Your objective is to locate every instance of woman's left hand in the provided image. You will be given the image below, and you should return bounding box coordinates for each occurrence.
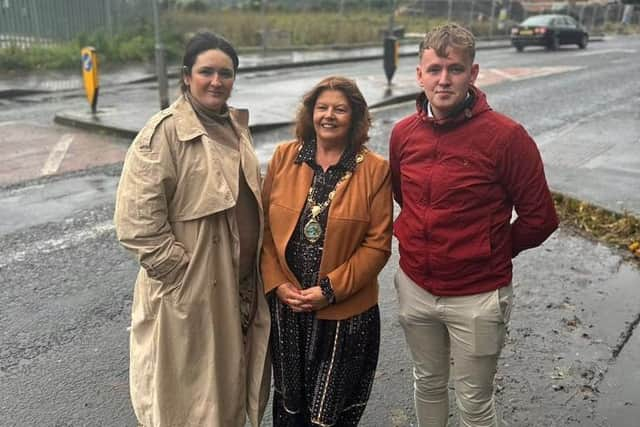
[300,286,330,311]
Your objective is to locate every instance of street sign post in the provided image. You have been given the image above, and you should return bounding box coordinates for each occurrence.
[81,46,99,114]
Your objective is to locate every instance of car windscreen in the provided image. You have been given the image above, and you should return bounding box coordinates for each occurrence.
[520,15,554,26]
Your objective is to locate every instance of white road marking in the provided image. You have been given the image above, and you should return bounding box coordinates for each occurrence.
[611,58,630,64]
[41,134,73,176]
[489,68,518,80]
[0,221,115,268]
[534,108,610,167]
[575,48,636,57]
[502,66,583,81]
[0,121,50,129]
[535,120,583,148]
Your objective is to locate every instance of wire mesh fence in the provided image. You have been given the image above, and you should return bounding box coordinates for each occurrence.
[241,1,639,46]
[0,0,638,49]
[0,0,149,47]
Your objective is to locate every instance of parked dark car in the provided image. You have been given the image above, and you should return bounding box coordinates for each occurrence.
[511,14,588,52]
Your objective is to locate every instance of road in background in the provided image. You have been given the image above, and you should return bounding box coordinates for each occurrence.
[2,37,638,229]
[1,36,639,426]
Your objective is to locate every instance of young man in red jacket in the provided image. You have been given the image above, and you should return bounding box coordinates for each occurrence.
[389,24,558,426]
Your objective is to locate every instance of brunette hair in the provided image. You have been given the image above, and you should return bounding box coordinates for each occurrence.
[180,32,239,93]
[419,23,476,63]
[294,76,371,150]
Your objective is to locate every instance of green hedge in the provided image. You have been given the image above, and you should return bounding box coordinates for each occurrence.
[6,9,620,72]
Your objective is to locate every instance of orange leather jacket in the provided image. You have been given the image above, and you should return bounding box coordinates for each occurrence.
[260,140,393,320]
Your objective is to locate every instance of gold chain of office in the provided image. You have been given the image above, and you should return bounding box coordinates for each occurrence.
[303,150,366,243]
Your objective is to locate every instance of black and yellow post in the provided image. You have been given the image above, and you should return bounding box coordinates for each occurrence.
[81,47,99,114]
[383,36,399,85]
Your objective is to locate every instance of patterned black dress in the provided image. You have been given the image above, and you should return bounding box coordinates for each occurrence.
[269,141,381,427]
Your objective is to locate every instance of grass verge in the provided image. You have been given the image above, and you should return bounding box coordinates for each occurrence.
[0,11,484,73]
[553,193,640,262]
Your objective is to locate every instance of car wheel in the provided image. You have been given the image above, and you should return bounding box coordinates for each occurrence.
[578,34,588,49]
[547,35,559,51]
[515,44,524,52]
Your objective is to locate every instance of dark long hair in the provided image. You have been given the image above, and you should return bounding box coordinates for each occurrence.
[294,76,372,150]
[180,32,239,93]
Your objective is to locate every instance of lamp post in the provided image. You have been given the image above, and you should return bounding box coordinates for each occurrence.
[261,0,268,53]
[469,0,475,26]
[383,0,398,85]
[489,0,496,39]
[152,0,169,110]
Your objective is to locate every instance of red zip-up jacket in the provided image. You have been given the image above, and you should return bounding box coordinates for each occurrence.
[389,86,558,296]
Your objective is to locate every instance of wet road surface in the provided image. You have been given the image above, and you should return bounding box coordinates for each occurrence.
[1,36,639,426]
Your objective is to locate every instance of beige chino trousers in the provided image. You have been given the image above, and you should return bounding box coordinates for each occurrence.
[395,268,513,427]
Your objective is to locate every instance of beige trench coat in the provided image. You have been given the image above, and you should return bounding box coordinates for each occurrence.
[114,96,270,427]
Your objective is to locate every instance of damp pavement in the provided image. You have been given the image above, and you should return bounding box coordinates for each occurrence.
[1,35,638,426]
[0,39,511,98]
[2,38,516,137]
[48,40,502,137]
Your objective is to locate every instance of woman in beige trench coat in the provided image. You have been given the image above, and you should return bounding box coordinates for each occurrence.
[114,32,270,427]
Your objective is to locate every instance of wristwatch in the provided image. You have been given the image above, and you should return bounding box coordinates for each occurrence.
[319,277,336,305]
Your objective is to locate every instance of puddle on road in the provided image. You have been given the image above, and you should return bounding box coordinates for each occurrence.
[0,174,119,236]
[596,305,640,426]
[503,229,640,426]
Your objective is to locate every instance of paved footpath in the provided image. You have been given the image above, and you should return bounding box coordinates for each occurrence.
[0,40,512,97]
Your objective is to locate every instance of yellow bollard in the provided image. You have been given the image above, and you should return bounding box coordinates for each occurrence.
[81,47,99,114]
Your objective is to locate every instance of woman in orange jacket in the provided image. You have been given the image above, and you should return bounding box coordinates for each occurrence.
[261,76,393,426]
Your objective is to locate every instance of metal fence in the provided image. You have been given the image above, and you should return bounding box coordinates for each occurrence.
[250,1,639,44]
[0,0,637,49]
[0,0,149,47]
[395,1,639,35]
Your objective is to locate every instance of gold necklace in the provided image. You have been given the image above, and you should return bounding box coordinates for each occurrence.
[303,150,365,243]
